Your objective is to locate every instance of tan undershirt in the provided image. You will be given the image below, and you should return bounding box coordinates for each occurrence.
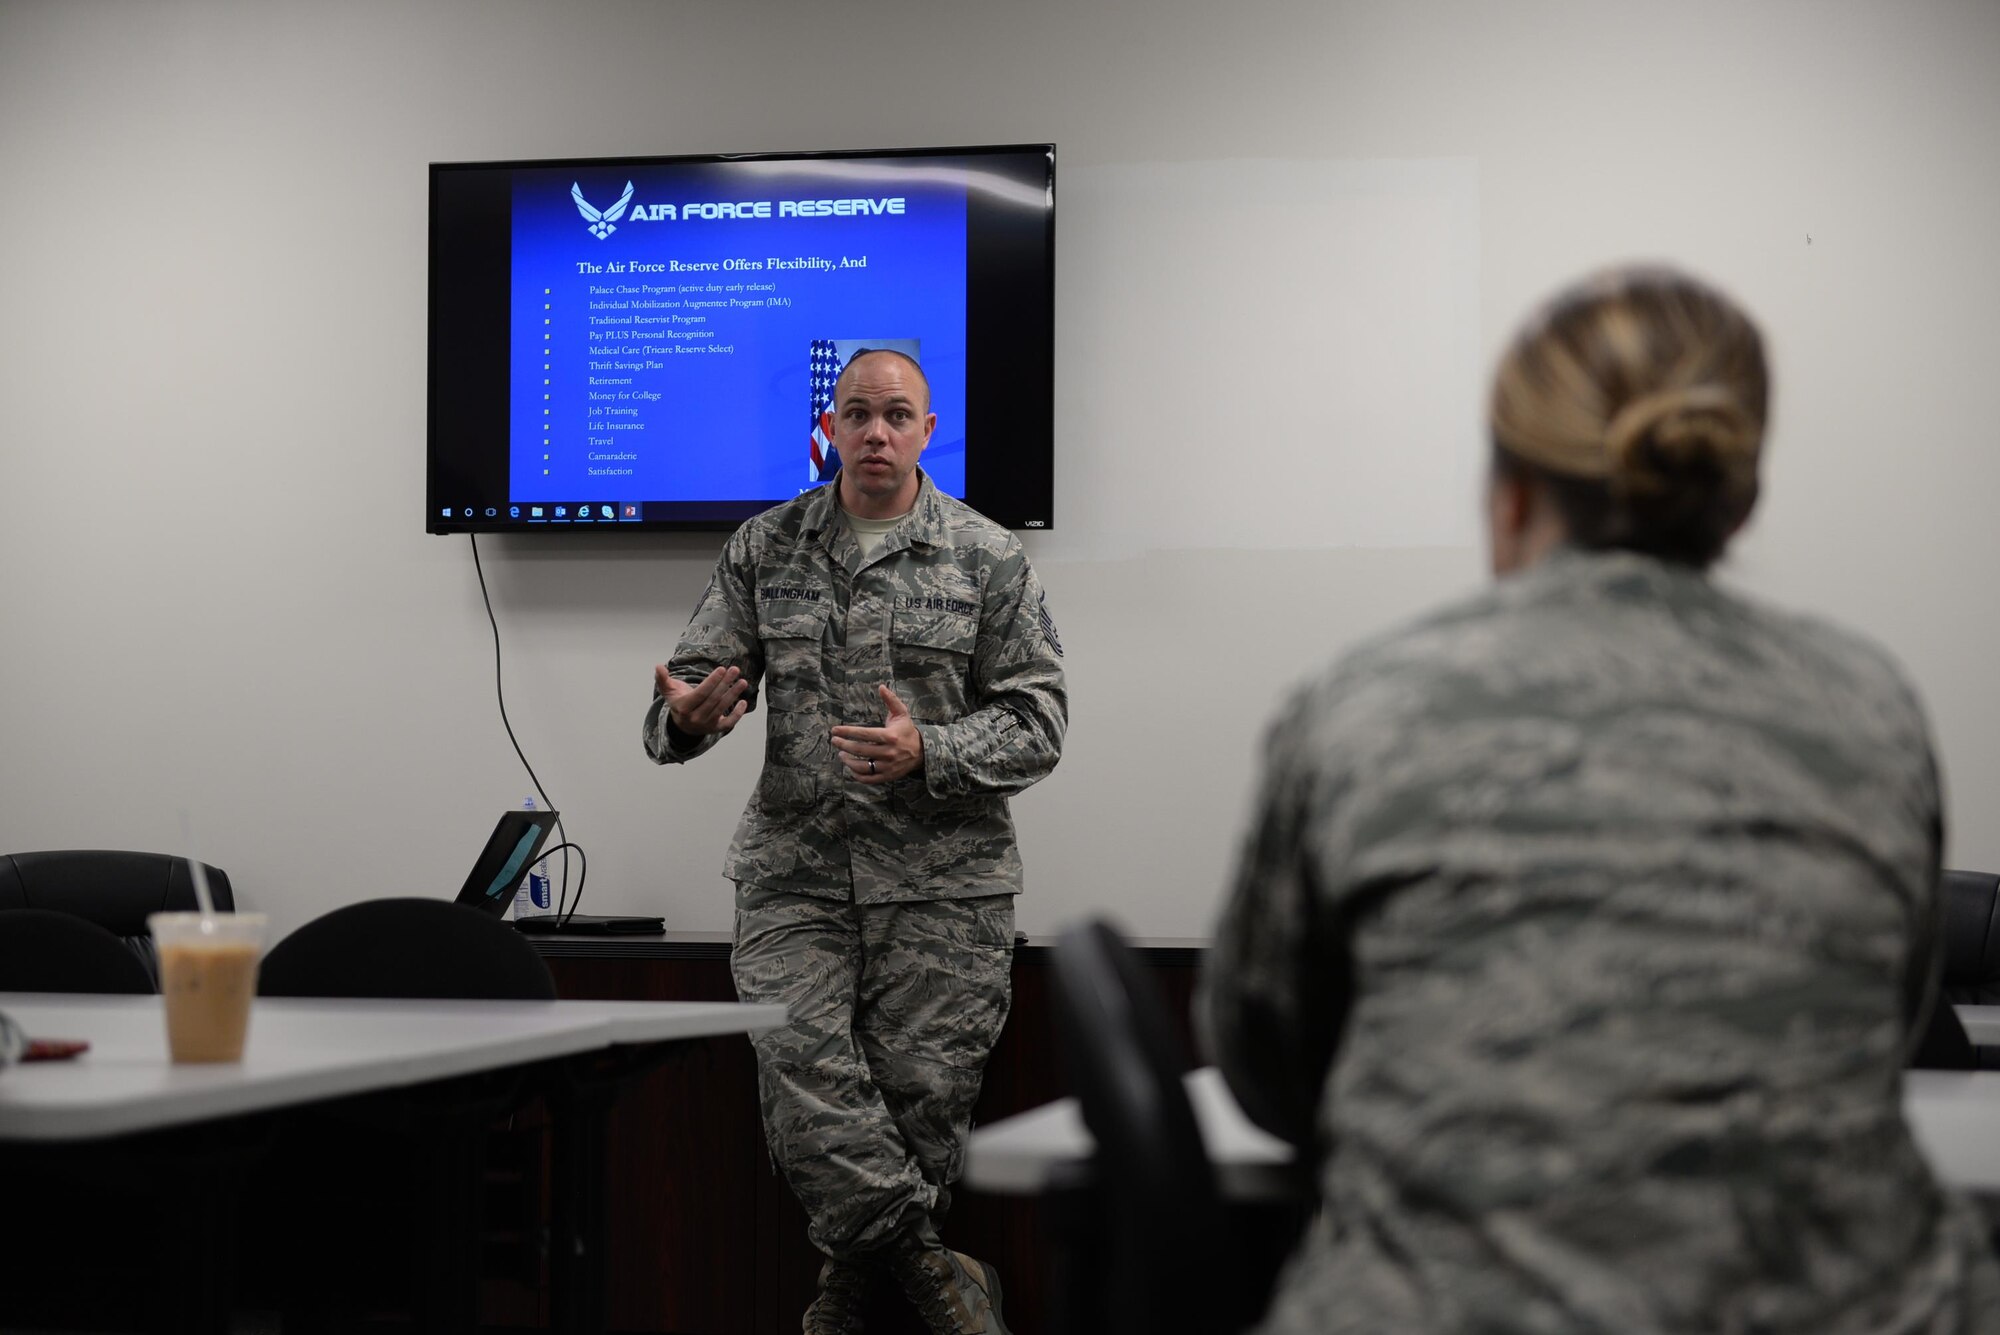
[842,506,906,561]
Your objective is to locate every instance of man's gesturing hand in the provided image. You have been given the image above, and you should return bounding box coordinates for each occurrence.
[656,663,750,737]
[831,685,924,784]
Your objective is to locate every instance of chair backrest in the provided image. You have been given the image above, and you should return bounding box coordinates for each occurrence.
[259,897,557,1000]
[0,850,236,988]
[1910,869,2000,1070]
[1910,997,1980,1069]
[1051,918,1224,1335]
[0,908,157,995]
[1940,869,2000,1006]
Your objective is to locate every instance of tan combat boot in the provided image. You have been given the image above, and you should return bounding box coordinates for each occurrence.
[885,1239,1011,1335]
[803,1256,871,1334]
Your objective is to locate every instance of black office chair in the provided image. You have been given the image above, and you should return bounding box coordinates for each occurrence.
[1050,918,1227,1335]
[1911,997,1981,1070]
[1908,869,2000,1071]
[255,897,556,1335]
[0,848,236,988]
[1939,870,2000,1006]
[260,896,556,1000]
[0,908,156,994]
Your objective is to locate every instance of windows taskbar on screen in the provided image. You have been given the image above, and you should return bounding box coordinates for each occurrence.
[428,497,781,532]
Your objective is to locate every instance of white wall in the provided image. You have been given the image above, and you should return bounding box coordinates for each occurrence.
[3,0,1997,944]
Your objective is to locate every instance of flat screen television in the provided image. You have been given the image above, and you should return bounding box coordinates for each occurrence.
[427,143,1055,533]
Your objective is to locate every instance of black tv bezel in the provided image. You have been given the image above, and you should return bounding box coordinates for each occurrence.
[427,142,1055,535]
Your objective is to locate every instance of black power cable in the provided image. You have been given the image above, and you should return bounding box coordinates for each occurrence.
[469,533,582,918]
[532,842,589,925]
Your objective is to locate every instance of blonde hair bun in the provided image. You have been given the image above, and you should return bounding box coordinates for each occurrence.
[1488,265,1770,566]
[1603,385,1760,499]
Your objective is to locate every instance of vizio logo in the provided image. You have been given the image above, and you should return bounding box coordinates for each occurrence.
[572,181,635,240]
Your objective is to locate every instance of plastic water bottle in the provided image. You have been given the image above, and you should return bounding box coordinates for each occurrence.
[512,797,553,919]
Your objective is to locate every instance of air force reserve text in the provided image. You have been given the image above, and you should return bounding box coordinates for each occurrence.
[617,196,906,221]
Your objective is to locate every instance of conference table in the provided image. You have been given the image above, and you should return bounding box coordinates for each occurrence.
[0,991,785,1333]
[966,1058,2000,1333]
[967,1004,2000,1199]
[1953,1004,2000,1050]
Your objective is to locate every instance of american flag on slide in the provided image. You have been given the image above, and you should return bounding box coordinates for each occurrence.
[808,340,843,483]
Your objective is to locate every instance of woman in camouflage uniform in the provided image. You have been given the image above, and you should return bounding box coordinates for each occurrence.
[1204,267,2000,1333]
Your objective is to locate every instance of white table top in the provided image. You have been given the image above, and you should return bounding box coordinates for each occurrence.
[0,992,785,1142]
[1904,1070,2000,1192]
[968,1067,1296,1198]
[968,1063,2000,1200]
[1953,1005,2000,1048]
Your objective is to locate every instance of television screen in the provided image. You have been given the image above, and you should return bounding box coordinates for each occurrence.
[428,143,1055,533]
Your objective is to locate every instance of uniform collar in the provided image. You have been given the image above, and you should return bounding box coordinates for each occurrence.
[1506,544,1714,603]
[801,467,948,550]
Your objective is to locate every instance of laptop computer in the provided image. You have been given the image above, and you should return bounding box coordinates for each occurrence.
[452,810,665,935]
[512,912,664,935]
[454,808,562,915]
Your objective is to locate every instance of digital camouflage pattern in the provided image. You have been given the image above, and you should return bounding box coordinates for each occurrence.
[643,469,1067,902]
[1203,548,2000,1334]
[645,468,1059,1264]
[732,886,1015,1255]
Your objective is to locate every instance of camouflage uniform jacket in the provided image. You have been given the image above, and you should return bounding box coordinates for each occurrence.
[644,469,1067,902]
[1203,548,2000,1334]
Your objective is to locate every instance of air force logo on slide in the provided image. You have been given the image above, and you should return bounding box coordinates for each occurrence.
[572,181,635,239]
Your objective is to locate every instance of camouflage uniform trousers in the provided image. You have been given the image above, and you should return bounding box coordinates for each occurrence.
[732,883,1015,1257]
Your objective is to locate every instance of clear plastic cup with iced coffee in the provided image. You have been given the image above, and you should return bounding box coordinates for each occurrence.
[148,912,267,1063]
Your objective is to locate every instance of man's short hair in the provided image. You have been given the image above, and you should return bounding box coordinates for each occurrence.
[832,348,932,413]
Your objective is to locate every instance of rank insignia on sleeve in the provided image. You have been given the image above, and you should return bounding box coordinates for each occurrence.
[1038,592,1063,658]
[686,576,717,624]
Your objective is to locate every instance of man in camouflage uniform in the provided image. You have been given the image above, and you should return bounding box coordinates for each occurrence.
[1202,547,2000,1333]
[646,349,1065,1334]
